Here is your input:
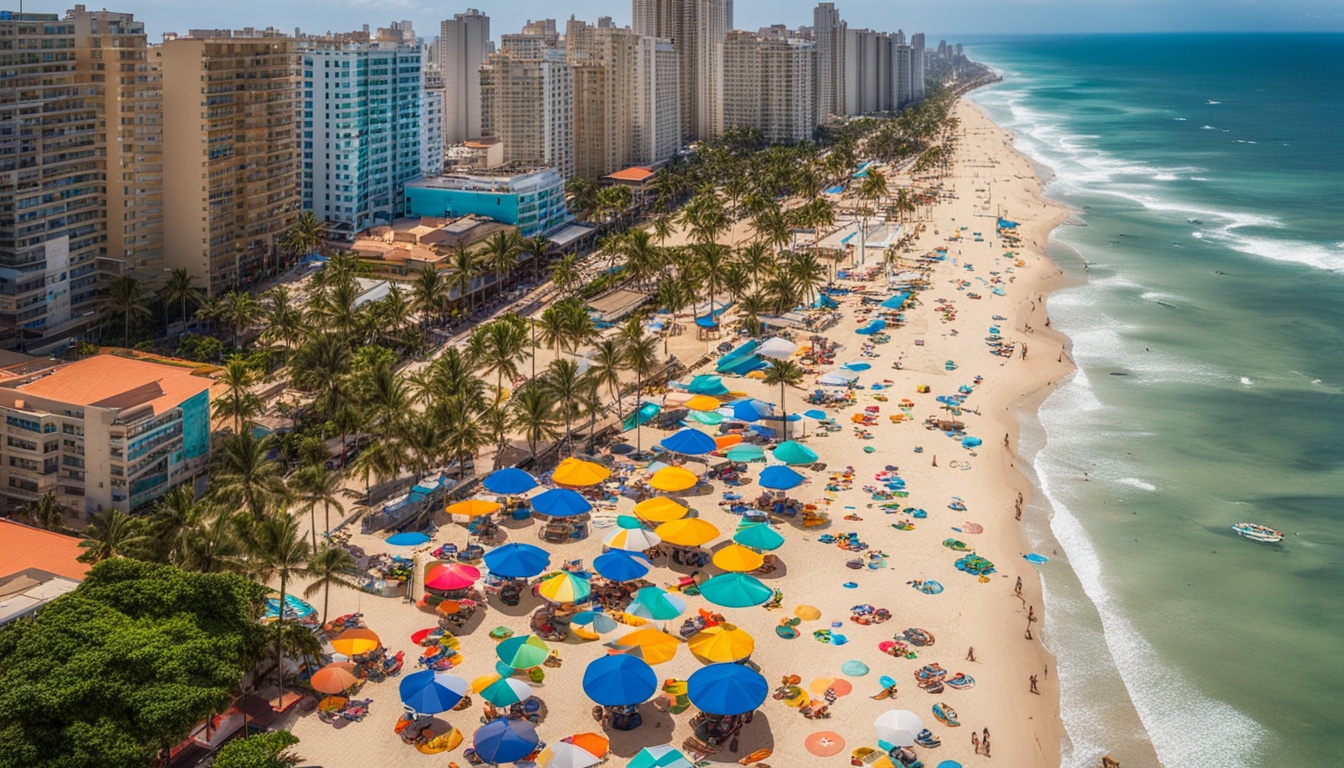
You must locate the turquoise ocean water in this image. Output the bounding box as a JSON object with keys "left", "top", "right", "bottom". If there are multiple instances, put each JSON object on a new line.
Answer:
{"left": 966, "top": 34, "right": 1344, "bottom": 767}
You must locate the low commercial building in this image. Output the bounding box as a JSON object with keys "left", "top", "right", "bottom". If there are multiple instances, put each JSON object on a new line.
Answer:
{"left": 0, "top": 355, "right": 212, "bottom": 516}
{"left": 0, "top": 518, "right": 89, "bottom": 626}
{"left": 403, "top": 168, "right": 570, "bottom": 238}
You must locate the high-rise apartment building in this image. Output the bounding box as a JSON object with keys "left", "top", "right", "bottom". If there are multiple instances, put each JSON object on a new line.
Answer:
{"left": 439, "top": 9, "right": 490, "bottom": 144}
{"left": 910, "top": 32, "right": 926, "bottom": 101}
{"left": 566, "top": 19, "right": 639, "bottom": 179}
{"left": 301, "top": 43, "right": 425, "bottom": 236}
{"left": 0, "top": 12, "right": 101, "bottom": 352}
{"left": 631, "top": 0, "right": 730, "bottom": 140}
{"left": 633, "top": 36, "right": 682, "bottom": 166}
{"left": 812, "top": 3, "right": 847, "bottom": 124}
{"left": 844, "top": 28, "right": 916, "bottom": 115}
{"left": 422, "top": 71, "right": 446, "bottom": 176}
{"left": 479, "top": 49, "right": 574, "bottom": 179}
{"left": 161, "top": 31, "right": 299, "bottom": 295}
{"left": 722, "top": 31, "right": 817, "bottom": 144}
{"left": 67, "top": 6, "right": 163, "bottom": 284}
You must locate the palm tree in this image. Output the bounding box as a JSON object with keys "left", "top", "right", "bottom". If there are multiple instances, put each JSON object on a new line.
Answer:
{"left": 249, "top": 514, "right": 311, "bottom": 701}
{"left": 259, "top": 285, "right": 304, "bottom": 358}
{"left": 16, "top": 492, "right": 67, "bottom": 532}
{"left": 444, "top": 244, "right": 483, "bottom": 312}
{"left": 402, "top": 412, "right": 446, "bottom": 477}
{"left": 651, "top": 216, "right": 676, "bottom": 246}
{"left": 417, "top": 346, "right": 488, "bottom": 416}
{"left": 441, "top": 397, "right": 485, "bottom": 476}
{"left": 623, "top": 330, "right": 661, "bottom": 452}
{"left": 589, "top": 338, "right": 627, "bottom": 423}
{"left": 481, "top": 404, "right": 512, "bottom": 470}
{"left": 620, "top": 229, "right": 664, "bottom": 290}
{"left": 410, "top": 264, "right": 450, "bottom": 349}
{"left": 542, "top": 358, "right": 587, "bottom": 453}
{"left": 558, "top": 298, "right": 596, "bottom": 355}
{"left": 293, "top": 465, "right": 345, "bottom": 551}
{"left": 736, "top": 290, "right": 769, "bottom": 338}
{"left": 280, "top": 211, "right": 329, "bottom": 262}
{"left": 214, "top": 356, "right": 263, "bottom": 433}
{"left": 103, "top": 274, "right": 151, "bottom": 345}
{"left": 145, "top": 485, "right": 208, "bottom": 565}
{"left": 691, "top": 242, "right": 732, "bottom": 318}
{"left": 211, "top": 431, "right": 290, "bottom": 521}
{"left": 161, "top": 268, "right": 204, "bottom": 329}
{"left": 479, "top": 230, "right": 523, "bottom": 296}
{"left": 762, "top": 358, "right": 807, "bottom": 432}
{"left": 467, "top": 315, "right": 530, "bottom": 399}
{"left": 290, "top": 333, "right": 353, "bottom": 419}
{"left": 536, "top": 304, "right": 569, "bottom": 360}
{"left": 217, "top": 291, "right": 262, "bottom": 348}
{"left": 509, "top": 384, "right": 560, "bottom": 460}
{"left": 549, "top": 253, "right": 582, "bottom": 297}
{"left": 349, "top": 440, "right": 396, "bottom": 505}
{"left": 519, "top": 235, "right": 552, "bottom": 281}
{"left": 178, "top": 509, "right": 245, "bottom": 574}
{"left": 77, "top": 508, "right": 150, "bottom": 563}
{"left": 303, "top": 544, "right": 358, "bottom": 626}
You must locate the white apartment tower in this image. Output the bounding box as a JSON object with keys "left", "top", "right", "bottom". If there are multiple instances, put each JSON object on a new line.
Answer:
{"left": 634, "top": 37, "right": 682, "bottom": 166}
{"left": 439, "top": 9, "right": 490, "bottom": 143}
{"left": 911, "top": 32, "right": 926, "bottom": 101}
{"left": 479, "top": 49, "right": 574, "bottom": 179}
{"left": 812, "top": 3, "right": 847, "bottom": 124}
{"left": 631, "top": 0, "right": 731, "bottom": 140}
{"left": 721, "top": 32, "right": 817, "bottom": 144}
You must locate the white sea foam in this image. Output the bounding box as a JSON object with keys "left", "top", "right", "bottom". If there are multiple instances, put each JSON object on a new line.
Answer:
{"left": 1200, "top": 125, "right": 1217, "bottom": 130}
{"left": 1207, "top": 100, "right": 1222, "bottom": 105}
{"left": 1240, "top": 376, "right": 1254, "bottom": 387}
{"left": 1172, "top": 117, "right": 1187, "bottom": 121}
{"left": 1190, "top": 177, "right": 1210, "bottom": 182}
{"left": 1151, "top": 173, "right": 1177, "bottom": 181}
{"left": 1117, "top": 477, "right": 1158, "bottom": 492}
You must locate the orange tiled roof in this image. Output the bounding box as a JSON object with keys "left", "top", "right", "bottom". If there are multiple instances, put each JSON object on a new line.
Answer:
{"left": 16, "top": 355, "right": 211, "bottom": 417}
{"left": 606, "top": 167, "right": 656, "bottom": 182}
{"left": 0, "top": 519, "right": 90, "bottom": 581}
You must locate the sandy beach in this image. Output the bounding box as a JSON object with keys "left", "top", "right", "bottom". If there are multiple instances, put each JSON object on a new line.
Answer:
{"left": 282, "top": 96, "right": 1076, "bottom": 768}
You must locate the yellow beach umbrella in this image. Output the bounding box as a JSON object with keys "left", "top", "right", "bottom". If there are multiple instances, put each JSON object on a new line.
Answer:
{"left": 648, "top": 466, "right": 699, "bottom": 493}
{"left": 535, "top": 572, "right": 592, "bottom": 603}
{"left": 608, "top": 627, "right": 681, "bottom": 665}
{"left": 711, "top": 544, "right": 765, "bottom": 573}
{"left": 633, "top": 497, "right": 690, "bottom": 523}
{"left": 552, "top": 457, "right": 611, "bottom": 487}
{"left": 688, "top": 624, "right": 756, "bottom": 663}
{"left": 330, "top": 627, "right": 380, "bottom": 656}
{"left": 684, "top": 395, "right": 721, "bottom": 412}
{"left": 447, "top": 498, "right": 502, "bottom": 518}
{"left": 655, "top": 517, "right": 720, "bottom": 547}
{"left": 311, "top": 662, "right": 361, "bottom": 694}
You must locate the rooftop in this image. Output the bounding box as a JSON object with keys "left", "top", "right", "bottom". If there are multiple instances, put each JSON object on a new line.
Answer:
{"left": 0, "top": 519, "right": 90, "bottom": 581}
{"left": 9, "top": 355, "right": 212, "bottom": 417}
{"left": 606, "top": 167, "right": 657, "bottom": 183}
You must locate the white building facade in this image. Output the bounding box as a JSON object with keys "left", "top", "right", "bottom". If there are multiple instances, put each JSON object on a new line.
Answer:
{"left": 634, "top": 36, "right": 682, "bottom": 166}
{"left": 439, "top": 9, "right": 491, "bottom": 144}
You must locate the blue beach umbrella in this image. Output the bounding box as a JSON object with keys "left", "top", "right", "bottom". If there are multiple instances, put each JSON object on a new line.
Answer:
{"left": 687, "top": 374, "right": 730, "bottom": 396}
{"left": 842, "top": 361, "right": 872, "bottom": 372}
{"left": 572, "top": 610, "right": 620, "bottom": 636}
{"left": 629, "top": 745, "right": 695, "bottom": 768}
{"left": 593, "top": 549, "right": 652, "bottom": 582}
{"left": 771, "top": 440, "right": 819, "bottom": 466}
{"left": 473, "top": 717, "right": 540, "bottom": 764}
{"left": 482, "top": 467, "right": 538, "bottom": 495}
{"left": 729, "top": 399, "right": 774, "bottom": 422}
{"left": 483, "top": 542, "right": 552, "bottom": 578}
{"left": 533, "top": 488, "right": 593, "bottom": 517}
{"left": 698, "top": 573, "right": 775, "bottom": 608}
{"left": 659, "top": 428, "right": 717, "bottom": 456}
{"left": 385, "top": 531, "right": 430, "bottom": 546}
{"left": 582, "top": 654, "right": 658, "bottom": 706}
{"left": 802, "top": 409, "right": 828, "bottom": 420}
{"left": 686, "top": 663, "right": 769, "bottom": 715}
{"left": 758, "top": 465, "right": 805, "bottom": 490}
{"left": 398, "top": 670, "right": 468, "bottom": 714}
{"left": 733, "top": 522, "right": 785, "bottom": 551}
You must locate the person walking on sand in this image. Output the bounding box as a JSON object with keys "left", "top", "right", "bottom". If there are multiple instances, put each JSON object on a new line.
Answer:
{"left": 972, "top": 732, "right": 981, "bottom": 754}
{"left": 1030, "top": 674, "right": 1039, "bottom": 694}
{"left": 984, "top": 733, "right": 992, "bottom": 757}
{"left": 966, "top": 647, "right": 976, "bottom": 662}
{"left": 1015, "top": 576, "right": 1023, "bottom": 597}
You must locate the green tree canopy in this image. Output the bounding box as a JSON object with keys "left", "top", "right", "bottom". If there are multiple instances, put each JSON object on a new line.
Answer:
{"left": 213, "top": 731, "right": 302, "bottom": 768}
{"left": 0, "top": 559, "right": 267, "bottom": 768}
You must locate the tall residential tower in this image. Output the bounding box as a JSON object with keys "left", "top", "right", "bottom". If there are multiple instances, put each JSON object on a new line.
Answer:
{"left": 439, "top": 9, "right": 490, "bottom": 143}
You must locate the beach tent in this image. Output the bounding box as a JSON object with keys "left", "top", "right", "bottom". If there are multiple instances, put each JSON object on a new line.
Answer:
{"left": 686, "top": 663, "right": 769, "bottom": 715}
{"left": 687, "top": 375, "right": 730, "bottom": 396}
{"left": 856, "top": 319, "right": 887, "bottom": 335}
{"left": 659, "top": 428, "right": 717, "bottom": 456}
{"left": 699, "top": 573, "right": 774, "bottom": 608}
{"left": 532, "top": 488, "right": 593, "bottom": 517}
{"left": 583, "top": 654, "right": 658, "bottom": 706}
{"left": 552, "top": 458, "right": 611, "bottom": 487}
{"left": 841, "top": 361, "right": 872, "bottom": 372}
{"left": 818, "top": 369, "right": 862, "bottom": 386}
{"left": 758, "top": 465, "right": 805, "bottom": 490}
{"left": 623, "top": 401, "right": 662, "bottom": 431}
{"left": 483, "top": 543, "right": 552, "bottom": 578}
{"left": 771, "top": 440, "right": 819, "bottom": 466}
{"left": 399, "top": 670, "right": 468, "bottom": 714}
{"left": 874, "top": 709, "right": 925, "bottom": 749}
{"left": 727, "top": 398, "right": 774, "bottom": 422}
{"left": 482, "top": 468, "right": 538, "bottom": 495}
{"left": 473, "top": 718, "right": 540, "bottom": 764}
{"left": 689, "top": 410, "right": 724, "bottom": 425}
{"left": 757, "top": 337, "right": 800, "bottom": 360}
{"left": 593, "top": 550, "right": 653, "bottom": 581}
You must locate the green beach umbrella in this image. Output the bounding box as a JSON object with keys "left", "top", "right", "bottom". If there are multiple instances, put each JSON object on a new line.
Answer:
{"left": 699, "top": 573, "right": 775, "bottom": 608}
{"left": 617, "top": 515, "right": 645, "bottom": 529}
{"left": 690, "top": 410, "right": 725, "bottom": 425}
{"left": 497, "top": 634, "right": 550, "bottom": 669}
{"left": 725, "top": 444, "right": 766, "bottom": 462}
{"left": 733, "top": 522, "right": 785, "bottom": 551}
{"left": 627, "top": 586, "right": 688, "bottom": 621}
{"left": 771, "top": 440, "right": 819, "bottom": 466}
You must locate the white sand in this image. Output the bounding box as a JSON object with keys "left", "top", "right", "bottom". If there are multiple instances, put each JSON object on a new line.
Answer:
{"left": 282, "top": 98, "right": 1071, "bottom": 768}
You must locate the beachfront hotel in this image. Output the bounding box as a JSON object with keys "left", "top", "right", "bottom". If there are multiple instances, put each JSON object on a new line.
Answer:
{"left": 633, "top": 35, "right": 683, "bottom": 167}
{"left": 479, "top": 48, "right": 576, "bottom": 180}
{"left": 721, "top": 30, "right": 819, "bottom": 144}
{"left": 0, "top": 354, "right": 212, "bottom": 518}
{"left": 403, "top": 168, "right": 570, "bottom": 238}
{"left": 437, "top": 8, "right": 491, "bottom": 146}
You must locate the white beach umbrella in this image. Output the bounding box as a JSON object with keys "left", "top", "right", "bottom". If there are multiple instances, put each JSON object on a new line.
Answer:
{"left": 757, "top": 337, "right": 799, "bottom": 360}
{"left": 874, "top": 709, "right": 924, "bottom": 748}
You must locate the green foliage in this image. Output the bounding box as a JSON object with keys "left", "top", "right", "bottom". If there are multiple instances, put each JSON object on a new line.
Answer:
{"left": 178, "top": 333, "right": 225, "bottom": 363}
{"left": 213, "top": 730, "right": 302, "bottom": 768}
{"left": 0, "top": 559, "right": 268, "bottom": 768}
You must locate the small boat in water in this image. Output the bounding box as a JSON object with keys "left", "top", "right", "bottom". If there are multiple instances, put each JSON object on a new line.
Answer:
{"left": 1233, "top": 523, "right": 1282, "bottom": 543}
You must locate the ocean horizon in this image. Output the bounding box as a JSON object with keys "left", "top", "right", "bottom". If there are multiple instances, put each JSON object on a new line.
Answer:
{"left": 966, "top": 32, "right": 1344, "bottom": 767}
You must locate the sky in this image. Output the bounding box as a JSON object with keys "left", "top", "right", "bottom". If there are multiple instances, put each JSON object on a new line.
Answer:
{"left": 18, "top": 0, "right": 1343, "bottom": 40}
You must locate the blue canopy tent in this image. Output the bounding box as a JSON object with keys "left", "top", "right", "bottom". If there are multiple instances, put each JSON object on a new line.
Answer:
{"left": 879, "top": 292, "right": 911, "bottom": 310}
{"left": 727, "top": 398, "right": 774, "bottom": 422}
{"left": 856, "top": 319, "right": 887, "bottom": 335}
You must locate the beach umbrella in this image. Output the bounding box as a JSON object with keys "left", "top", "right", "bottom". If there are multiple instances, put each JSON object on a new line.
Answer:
{"left": 802, "top": 409, "right": 828, "bottom": 421}
{"left": 533, "top": 488, "right": 593, "bottom": 517}
{"left": 711, "top": 543, "right": 765, "bottom": 573}
{"left": 607, "top": 627, "right": 681, "bottom": 665}
{"left": 483, "top": 467, "right": 538, "bottom": 495}
{"left": 552, "top": 457, "right": 611, "bottom": 487}
{"left": 571, "top": 610, "right": 621, "bottom": 638}
{"left": 699, "top": 573, "right": 774, "bottom": 608}
{"left": 629, "top": 745, "right": 695, "bottom": 768}
{"left": 714, "top": 434, "right": 742, "bottom": 450}
{"left": 842, "top": 361, "right": 872, "bottom": 371}
{"left": 725, "top": 444, "right": 766, "bottom": 463}
{"left": 617, "top": 515, "right": 644, "bottom": 529}
{"left": 472, "top": 674, "right": 534, "bottom": 707}
{"left": 538, "top": 736, "right": 609, "bottom": 768}
{"left": 757, "top": 337, "right": 799, "bottom": 360}
{"left": 684, "top": 395, "right": 721, "bottom": 412}
{"left": 603, "top": 526, "right": 662, "bottom": 552}
{"left": 649, "top": 466, "right": 700, "bottom": 493}
{"left": 484, "top": 543, "right": 551, "bottom": 578}
{"left": 689, "top": 410, "right": 724, "bottom": 425}
{"left": 582, "top": 654, "right": 658, "bottom": 706}
{"left": 874, "top": 709, "right": 925, "bottom": 748}
{"left": 330, "top": 627, "right": 380, "bottom": 656}
{"left": 655, "top": 518, "right": 720, "bottom": 547}
{"left": 686, "top": 663, "right": 769, "bottom": 715}
{"left": 759, "top": 465, "right": 805, "bottom": 490}
{"left": 593, "top": 549, "right": 652, "bottom": 582}
{"left": 497, "top": 634, "right": 550, "bottom": 669}
{"left": 729, "top": 399, "right": 774, "bottom": 422}
{"left": 385, "top": 531, "right": 430, "bottom": 546}
{"left": 399, "top": 670, "right": 468, "bottom": 714}
{"left": 795, "top": 604, "right": 822, "bottom": 621}
{"left": 310, "top": 662, "right": 360, "bottom": 694}
{"left": 733, "top": 522, "right": 785, "bottom": 551}
{"left": 633, "top": 497, "right": 690, "bottom": 523}
{"left": 627, "top": 586, "right": 687, "bottom": 621}
{"left": 771, "top": 440, "right": 819, "bottom": 466}
{"left": 474, "top": 717, "right": 540, "bottom": 764}
{"left": 536, "top": 572, "right": 591, "bottom": 603}
{"left": 661, "top": 427, "right": 717, "bottom": 455}
{"left": 436, "top": 600, "right": 465, "bottom": 617}
{"left": 446, "top": 498, "right": 501, "bottom": 518}
{"left": 424, "top": 562, "right": 480, "bottom": 592}
{"left": 687, "top": 625, "right": 755, "bottom": 664}
{"left": 687, "top": 374, "right": 730, "bottom": 396}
